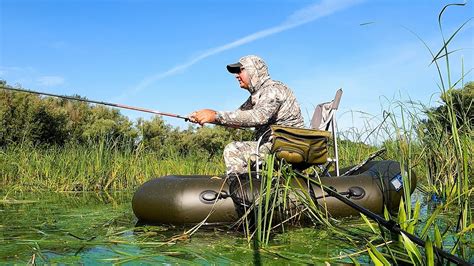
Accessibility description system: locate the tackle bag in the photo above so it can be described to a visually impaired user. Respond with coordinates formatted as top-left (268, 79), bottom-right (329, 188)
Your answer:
top-left (270, 125), bottom-right (331, 165)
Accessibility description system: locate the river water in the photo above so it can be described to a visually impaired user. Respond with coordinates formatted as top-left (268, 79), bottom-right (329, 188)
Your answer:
top-left (0, 190), bottom-right (471, 264)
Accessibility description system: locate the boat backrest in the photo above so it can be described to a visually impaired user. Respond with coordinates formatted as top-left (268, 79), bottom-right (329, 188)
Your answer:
top-left (310, 89), bottom-right (343, 175)
top-left (310, 89), bottom-right (343, 131)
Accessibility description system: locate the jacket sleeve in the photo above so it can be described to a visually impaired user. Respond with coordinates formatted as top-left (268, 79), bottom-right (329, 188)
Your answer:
top-left (216, 88), bottom-right (281, 127)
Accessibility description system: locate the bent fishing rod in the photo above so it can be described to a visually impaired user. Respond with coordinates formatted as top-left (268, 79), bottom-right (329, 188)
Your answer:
top-left (0, 85), bottom-right (190, 121)
top-left (294, 171), bottom-right (470, 266)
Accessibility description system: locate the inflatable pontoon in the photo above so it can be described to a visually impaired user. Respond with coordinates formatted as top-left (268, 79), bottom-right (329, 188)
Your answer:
top-left (132, 160), bottom-right (416, 224)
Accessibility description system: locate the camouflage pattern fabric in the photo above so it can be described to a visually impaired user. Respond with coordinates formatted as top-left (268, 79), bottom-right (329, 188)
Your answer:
top-left (223, 141), bottom-right (272, 175)
top-left (217, 55), bottom-right (304, 174)
top-left (216, 55), bottom-right (304, 142)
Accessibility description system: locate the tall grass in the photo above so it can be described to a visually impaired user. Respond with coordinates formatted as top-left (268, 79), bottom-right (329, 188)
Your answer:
top-left (234, 155), bottom-right (333, 248)
top-left (0, 139), bottom-right (224, 192)
top-left (385, 4), bottom-right (472, 263)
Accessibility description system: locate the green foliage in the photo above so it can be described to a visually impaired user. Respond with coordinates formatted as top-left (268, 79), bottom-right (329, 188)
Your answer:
top-left (82, 105), bottom-right (137, 142)
top-left (416, 83), bottom-right (473, 192)
top-left (136, 116), bottom-right (173, 152)
top-left (0, 88), bottom-right (68, 145)
top-left (422, 82), bottom-right (473, 134)
top-left (336, 139), bottom-right (377, 167)
top-left (0, 81), bottom-right (253, 156)
top-left (180, 125), bottom-right (253, 158)
top-left (0, 84), bottom-right (136, 147)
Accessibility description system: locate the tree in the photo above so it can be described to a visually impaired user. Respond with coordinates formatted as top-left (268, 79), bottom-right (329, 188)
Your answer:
top-left (423, 82), bottom-right (473, 133)
top-left (136, 116), bottom-right (172, 151)
top-left (0, 82), bottom-right (137, 146)
top-left (0, 87), bottom-right (68, 145)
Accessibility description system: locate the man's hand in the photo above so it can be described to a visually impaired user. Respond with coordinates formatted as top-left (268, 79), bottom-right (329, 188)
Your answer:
top-left (188, 109), bottom-right (217, 125)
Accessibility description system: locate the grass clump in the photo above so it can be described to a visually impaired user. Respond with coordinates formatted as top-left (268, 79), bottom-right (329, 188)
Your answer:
top-left (0, 140), bottom-right (225, 192)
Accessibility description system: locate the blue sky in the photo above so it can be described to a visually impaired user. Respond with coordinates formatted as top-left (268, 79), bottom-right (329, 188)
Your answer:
top-left (1, 0), bottom-right (473, 132)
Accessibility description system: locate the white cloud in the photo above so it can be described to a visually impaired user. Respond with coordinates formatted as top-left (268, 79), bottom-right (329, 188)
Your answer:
top-left (37, 76), bottom-right (65, 87)
top-left (123, 0), bottom-right (363, 99)
top-left (284, 0), bottom-right (363, 27)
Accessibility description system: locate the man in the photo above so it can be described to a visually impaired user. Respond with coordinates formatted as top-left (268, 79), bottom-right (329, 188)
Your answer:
top-left (189, 55), bottom-right (304, 176)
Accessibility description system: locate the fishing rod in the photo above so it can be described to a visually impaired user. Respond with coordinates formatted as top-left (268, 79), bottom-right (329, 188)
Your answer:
top-left (294, 171), bottom-right (470, 266)
top-left (0, 85), bottom-right (190, 121)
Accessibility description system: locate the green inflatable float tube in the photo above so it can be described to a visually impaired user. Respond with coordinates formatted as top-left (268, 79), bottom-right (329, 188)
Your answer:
top-left (132, 160), bottom-right (416, 225)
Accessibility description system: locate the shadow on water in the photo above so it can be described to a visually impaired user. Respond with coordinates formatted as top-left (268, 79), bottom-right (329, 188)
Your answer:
top-left (0, 190), bottom-right (471, 264)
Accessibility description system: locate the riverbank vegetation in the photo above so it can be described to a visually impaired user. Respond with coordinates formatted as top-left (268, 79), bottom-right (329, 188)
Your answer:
top-left (0, 82), bottom-right (253, 191)
top-left (1, 81), bottom-right (471, 193)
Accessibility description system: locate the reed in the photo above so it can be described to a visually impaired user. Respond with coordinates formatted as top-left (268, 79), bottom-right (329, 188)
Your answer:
top-left (342, 4), bottom-right (473, 263)
top-left (0, 140), bottom-right (225, 192)
top-left (347, 90), bottom-right (472, 263)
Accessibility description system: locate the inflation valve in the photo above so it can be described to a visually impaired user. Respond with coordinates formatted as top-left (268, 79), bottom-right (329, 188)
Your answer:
top-left (200, 190), bottom-right (229, 204)
top-left (347, 186), bottom-right (365, 200)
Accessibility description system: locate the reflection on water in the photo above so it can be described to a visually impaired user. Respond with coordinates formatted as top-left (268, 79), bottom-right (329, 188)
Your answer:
top-left (0, 190), bottom-right (471, 264)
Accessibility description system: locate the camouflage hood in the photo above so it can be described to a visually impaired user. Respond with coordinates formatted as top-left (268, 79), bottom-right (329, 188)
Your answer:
top-left (217, 55), bottom-right (304, 143)
top-left (239, 55), bottom-right (271, 93)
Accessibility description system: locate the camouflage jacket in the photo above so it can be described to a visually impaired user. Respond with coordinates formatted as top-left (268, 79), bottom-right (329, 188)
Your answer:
top-left (216, 55), bottom-right (304, 143)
